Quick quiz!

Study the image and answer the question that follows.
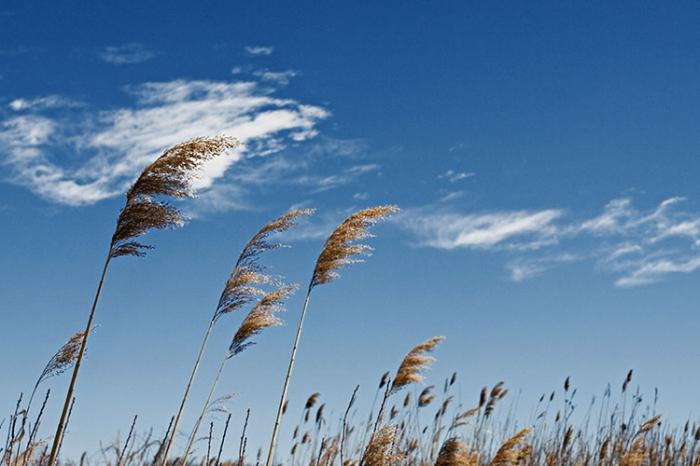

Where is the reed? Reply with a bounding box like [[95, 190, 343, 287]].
[[265, 205, 399, 466], [179, 285, 297, 466], [46, 136, 238, 466], [159, 209, 311, 466]]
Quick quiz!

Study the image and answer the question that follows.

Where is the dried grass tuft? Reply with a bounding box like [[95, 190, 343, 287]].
[[311, 206, 398, 288], [110, 136, 239, 258], [391, 336, 445, 393]]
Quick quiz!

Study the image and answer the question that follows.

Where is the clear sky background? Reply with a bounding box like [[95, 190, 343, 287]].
[[2, 0, 700, 460]]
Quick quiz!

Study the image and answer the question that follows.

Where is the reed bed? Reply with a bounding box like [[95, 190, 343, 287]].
[[2, 135, 695, 466]]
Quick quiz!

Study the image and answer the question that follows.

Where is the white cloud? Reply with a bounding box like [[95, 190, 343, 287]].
[[615, 256, 700, 288], [99, 43, 157, 65], [253, 69, 297, 85], [0, 79, 329, 206], [8, 95, 81, 111], [399, 208, 562, 250], [245, 45, 274, 56], [399, 197, 700, 287], [438, 169, 475, 183]]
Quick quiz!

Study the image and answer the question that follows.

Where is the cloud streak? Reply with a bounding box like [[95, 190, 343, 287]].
[[398, 197, 700, 287], [0, 79, 329, 206], [99, 43, 157, 65]]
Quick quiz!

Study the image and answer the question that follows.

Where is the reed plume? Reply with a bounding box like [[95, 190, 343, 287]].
[[265, 205, 398, 466], [228, 285, 298, 356], [361, 425, 402, 466], [161, 209, 311, 466], [391, 336, 445, 394], [29, 331, 84, 411], [48, 136, 238, 466], [435, 437, 476, 466], [372, 336, 444, 436], [489, 428, 531, 466], [179, 285, 297, 466]]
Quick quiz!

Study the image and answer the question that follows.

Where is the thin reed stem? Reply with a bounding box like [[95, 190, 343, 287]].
[[180, 358, 227, 465], [265, 289, 312, 466], [48, 254, 112, 466], [160, 317, 216, 466]]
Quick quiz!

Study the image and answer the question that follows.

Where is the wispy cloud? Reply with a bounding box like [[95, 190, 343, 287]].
[[244, 45, 274, 56], [398, 208, 562, 250], [7, 95, 82, 111], [438, 169, 474, 183], [398, 197, 700, 287], [253, 69, 297, 86], [99, 43, 157, 65], [0, 79, 329, 206]]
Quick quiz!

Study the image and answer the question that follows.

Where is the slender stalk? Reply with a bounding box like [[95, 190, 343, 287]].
[[215, 413, 231, 466], [238, 410, 250, 466], [47, 253, 112, 466], [160, 317, 217, 466], [340, 385, 359, 466], [180, 358, 227, 465], [265, 289, 312, 466]]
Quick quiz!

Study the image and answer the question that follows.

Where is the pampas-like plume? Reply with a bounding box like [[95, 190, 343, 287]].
[[179, 286, 297, 466], [228, 285, 298, 356], [161, 210, 310, 466], [391, 336, 445, 394], [310, 206, 400, 288], [215, 209, 314, 319], [33, 332, 84, 397], [489, 428, 532, 466], [435, 437, 477, 466], [361, 425, 402, 466], [48, 136, 236, 466], [371, 336, 444, 436], [110, 136, 239, 258], [266, 206, 398, 466]]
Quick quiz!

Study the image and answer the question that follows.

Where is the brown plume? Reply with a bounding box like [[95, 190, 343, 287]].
[[110, 136, 239, 258], [310, 206, 398, 288], [361, 425, 402, 466], [228, 285, 297, 356], [36, 331, 86, 386], [489, 428, 531, 466], [435, 437, 477, 466], [216, 209, 313, 319], [390, 336, 445, 394]]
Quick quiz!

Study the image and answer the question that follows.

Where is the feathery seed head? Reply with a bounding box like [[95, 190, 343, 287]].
[[489, 428, 532, 466], [435, 437, 476, 466], [310, 206, 398, 289], [361, 425, 402, 466], [390, 336, 444, 394], [37, 331, 86, 386], [228, 285, 297, 357], [215, 209, 313, 319], [110, 136, 239, 258]]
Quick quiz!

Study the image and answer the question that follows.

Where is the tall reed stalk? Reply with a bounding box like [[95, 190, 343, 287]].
[[179, 286, 297, 465], [47, 136, 238, 466], [160, 210, 311, 466], [265, 205, 398, 466]]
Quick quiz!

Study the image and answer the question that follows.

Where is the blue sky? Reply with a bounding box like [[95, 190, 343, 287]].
[[2, 0, 700, 460]]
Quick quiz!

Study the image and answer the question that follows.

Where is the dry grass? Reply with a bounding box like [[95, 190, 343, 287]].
[[2, 178, 694, 466]]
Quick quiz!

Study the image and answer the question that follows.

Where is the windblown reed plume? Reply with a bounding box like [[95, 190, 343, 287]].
[[391, 336, 445, 394], [360, 425, 402, 466], [30, 332, 84, 410], [435, 437, 476, 466], [160, 209, 311, 466], [179, 285, 297, 466], [47, 136, 238, 466], [489, 428, 531, 466], [372, 336, 444, 435], [266, 206, 398, 466], [228, 285, 298, 356]]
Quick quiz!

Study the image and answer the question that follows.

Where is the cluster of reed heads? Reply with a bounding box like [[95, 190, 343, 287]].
[[2, 136, 697, 466]]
